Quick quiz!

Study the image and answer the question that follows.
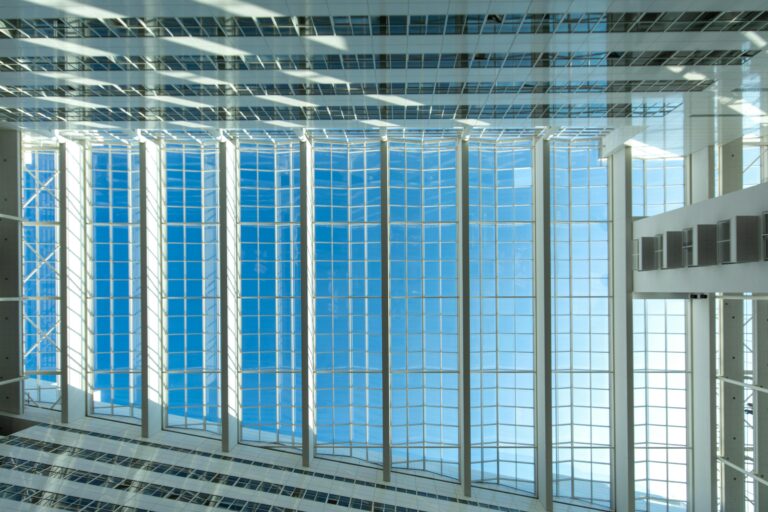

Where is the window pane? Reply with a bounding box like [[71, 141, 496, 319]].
[[165, 143, 220, 434], [240, 143, 302, 448], [90, 144, 141, 420]]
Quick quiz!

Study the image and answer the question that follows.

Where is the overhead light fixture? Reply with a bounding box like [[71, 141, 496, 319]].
[[23, 0, 123, 18], [192, 0, 282, 17], [25, 39, 117, 58], [265, 120, 305, 128], [360, 120, 399, 128], [149, 96, 211, 109], [366, 94, 423, 107], [39, 97, 107, 109], [282, 70, 349, 85], [258, 95, 317, 108], [155, 71, 233, 87], [456, 119, 490, 127], [168, 37, 249, 57], [170, 121, 214, 129], [33, 71, 118, 88]]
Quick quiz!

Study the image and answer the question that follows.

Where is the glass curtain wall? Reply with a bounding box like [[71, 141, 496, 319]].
[[468, 140, 535, 492], [21, 147, 61, 408], [314, 141, 383, 462], [90, 144, 141, 420], [239, 142, 302, 448], [389, 140, 459, 478], [631, 155, 689, 512], [164, 143, 220, 434], [551, 140, 612, 508]]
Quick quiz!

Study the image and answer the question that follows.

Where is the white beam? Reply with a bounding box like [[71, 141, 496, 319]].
[[380, 138, 391, 482], [457, 137, 471, 497], [720, 298, 746, 512], [0, 66, 741, 88], [611, 144, 634, 512], [219, 138, 239, 451], [0, 32, 760, 58], [720, 137, 744, 195], [0, 130, 22, 415], [59, 139, 87, 423], [300, 137, 316, 467], [689, 296, 717, 511], [533, 136, 552, 511], [140, 138, 163, 437], [687, 140, 717, 511]]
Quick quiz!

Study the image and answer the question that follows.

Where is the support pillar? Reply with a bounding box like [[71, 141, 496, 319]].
[[0, 130, 22, 414], [59, 139, 87, 423], [457, 136, 471, 497], [140, 138, 163, 437], [533, 136, 552, 511], [755, 300, 768, 512], [720, 299, 745, 512], [687, 143, 717, 510], [611, 145, 634, 512], [380, 138, 392, 482], [300, 136, 316, 467], [220, 138, 239, 451]]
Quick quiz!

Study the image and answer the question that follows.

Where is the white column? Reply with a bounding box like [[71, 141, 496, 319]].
[[719, 135, 745, 511], [687, 146, 715, 205], [533, 137, 552, 511], [59, 139, 87, 423], [380, 138, 392, 482], [457, 136, 471, 497], [611, 145, 634, 512], [720, 299, 745, 512], [687, 144, 717, 510], [140, 138, 163, 437], [720, 137, 743, 195], [0, 130, 22, 414], [755, 300, 768, 512], [220, 138, 240, 451], [300, 137, 316, 467]]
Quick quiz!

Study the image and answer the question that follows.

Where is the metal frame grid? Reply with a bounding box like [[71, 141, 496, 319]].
[[631, 158, 685, 217], [88, 143, 142, 420], [633, 299, 688, 512], [388, 139, 460, 479], [467, 140, 535, 493], [21, 145, 61, 409], [314, 141, 383, 462], [239, 142, 302, 448], [551, 140, 612, 509], [163, 141, 221, 434]]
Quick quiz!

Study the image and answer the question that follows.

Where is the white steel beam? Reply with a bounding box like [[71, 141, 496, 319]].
[[457, 136, 471, 497], [720, 298, 746, 512], [59, 139, 87, 423], [219, 137, 239, 451], [755, 300, 768, 512], [300, 137, 316, 467], [533, 136, 552, 511], [0, 33, 758, 59], [380, 138, 391, 482], [0, 130, 22, 415], [140, 137, 163, 437], [611, 145, 634, 512], [687, 142, 717, 511]]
